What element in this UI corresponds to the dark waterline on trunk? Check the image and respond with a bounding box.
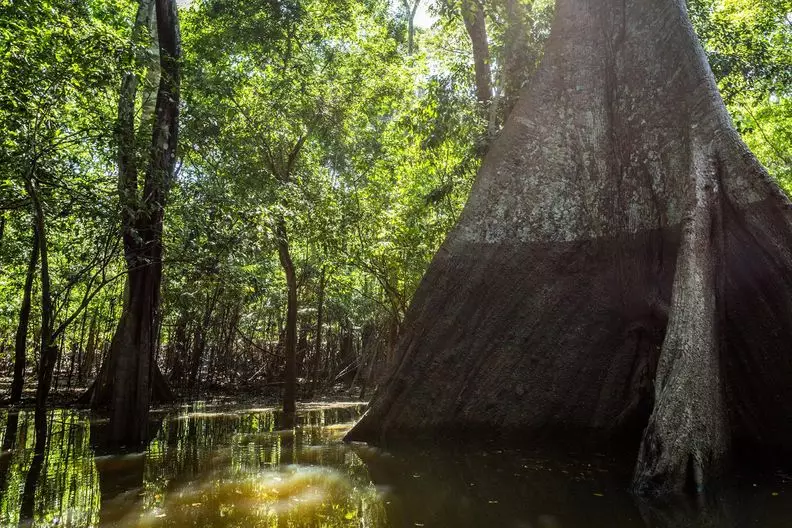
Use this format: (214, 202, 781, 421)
(0, 402, 789, 527)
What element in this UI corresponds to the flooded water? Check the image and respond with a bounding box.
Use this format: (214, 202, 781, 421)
(0, 403, 789, 527)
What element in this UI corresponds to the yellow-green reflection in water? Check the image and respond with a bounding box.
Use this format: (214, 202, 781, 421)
(0, 409, 100, 527)
(0, 403, 382, 527)
(2, 402, 792, 527)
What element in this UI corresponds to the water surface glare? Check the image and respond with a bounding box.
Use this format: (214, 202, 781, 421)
(0, 403, 789, 527)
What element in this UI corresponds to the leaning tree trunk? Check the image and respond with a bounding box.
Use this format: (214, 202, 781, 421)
(347, 0, 792, 495)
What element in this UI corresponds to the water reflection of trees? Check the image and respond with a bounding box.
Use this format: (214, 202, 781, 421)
(0, 404, 790, 527)
(0, 403, 383, 527)
(0, 409, 100, 527)
(138, 402, 385, 527)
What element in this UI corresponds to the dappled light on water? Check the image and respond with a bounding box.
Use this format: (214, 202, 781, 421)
(134, 465, 384, 527)
(0, 403, 791, 527)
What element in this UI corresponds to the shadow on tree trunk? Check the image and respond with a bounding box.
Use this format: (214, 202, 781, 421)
(347, 0, 792, 496)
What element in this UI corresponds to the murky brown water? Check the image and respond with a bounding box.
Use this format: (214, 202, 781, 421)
(0, 403, 789, 527)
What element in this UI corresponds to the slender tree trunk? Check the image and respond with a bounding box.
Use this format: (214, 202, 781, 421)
(461, 0, 491, 105)
(79, 313, 97, 384)
(169, 312, 189, 383)
(70, 309, 89, 389)
(276, 217, 298, 414)
(348, 0, 792, 495)
(402, 0, 420, 55)
(188, 285, 219, 389)
(26, 178, 57, 413)
(10, 223, 39, 403)
(0, 212, 5, 250)
(307, 268, 325, 398)
(52, 290, 70, 393)
(500, 0, 536, 119)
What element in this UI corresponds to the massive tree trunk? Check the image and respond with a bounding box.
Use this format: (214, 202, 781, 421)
(10, 223, 39, 403)
(84, 0, 180, 447)
(347, 0, 792, 495)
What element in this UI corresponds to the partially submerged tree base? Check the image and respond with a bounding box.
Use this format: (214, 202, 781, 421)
(77, 359, 175, 407)
(347, 0, 792, 495)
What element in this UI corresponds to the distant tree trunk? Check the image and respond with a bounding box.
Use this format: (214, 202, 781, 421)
(501, 0, 531, 117)
(10, 223, 39, 403)
(168, 312, 189, 383)
(297, 325, 309, 372)
(52, 289, 70, 392)
(26, 178, 57, 413)
(402, 0, 420, 55)
(83, 0, 180, 447)
(223, 302, 240, 357)
(79, 313, 98, 384)
(70, 310, 88, 389)
(460, 0, 491, 105)
(307, 268, 325, 398)
(347, 0, 792, 496)
(0, 212, 5, 258)
(188, 285, 219, 388)
(276, 217, 298, 414)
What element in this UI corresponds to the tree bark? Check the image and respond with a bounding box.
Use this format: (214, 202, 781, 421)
(10, 222, 39, 403)
(347, 0, 792, 495)
(402, 0, 420, 56)
(276, 217, 298, 414)
(83, 0, 180, 447)
(26, 178, 57, 413)
(460, 0, 491, 104)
